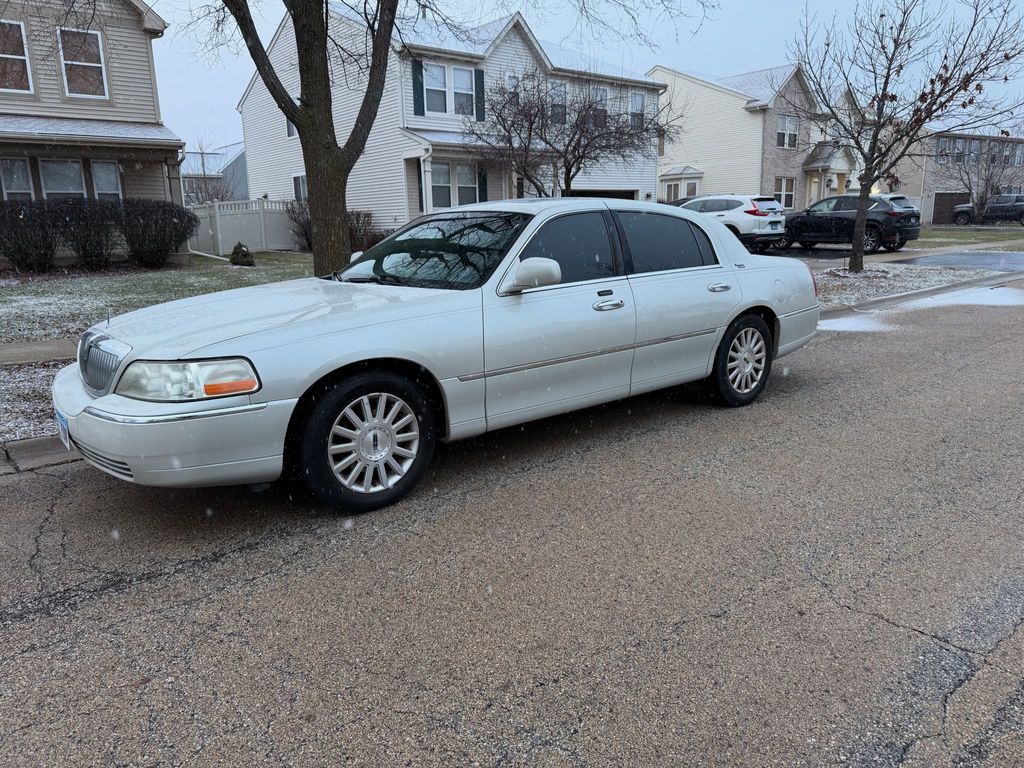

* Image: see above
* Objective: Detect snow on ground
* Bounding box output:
[901,284,1024,309]
[817,315,896,333]
[814,263,999,308]
[0,362,66,443]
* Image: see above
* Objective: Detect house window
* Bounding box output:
[293,174,307,201]
[665,182,680,201]
[685,181,698,197]
[424,63,447,113]
[507,74,519,106]
[549,81,566,124]
[776,115,798,148]
[591,86,608,129]
[773,177,795,208]
[0,20,32,93]
[630,92,645,130]
[91,160,121,201]
[456,163,477,205]
[936,137,949,164]
[431,161,452,208]
[40,159,86,199]
[453,67,475,116]
[287,119,297,138]
[58,28,108,98]
[658,130,665,156]
[0,158,33,200]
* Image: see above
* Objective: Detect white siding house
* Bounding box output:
[238,12,664,230]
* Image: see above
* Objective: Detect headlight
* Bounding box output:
[114,358,260,401]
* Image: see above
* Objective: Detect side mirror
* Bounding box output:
[509,257,561,292]
[349,250,363,263]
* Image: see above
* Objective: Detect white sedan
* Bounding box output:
[53,199,819,512]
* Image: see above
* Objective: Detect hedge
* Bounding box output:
[0,199,199,273]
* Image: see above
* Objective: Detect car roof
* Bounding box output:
[452,198,688,215]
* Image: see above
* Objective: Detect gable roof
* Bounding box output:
[651,63,800,110]
[125,0,168,35]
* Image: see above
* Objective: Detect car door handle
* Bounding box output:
[593,298,625,311]
[707,283,732,292]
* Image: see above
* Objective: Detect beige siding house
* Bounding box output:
[239,11,664,230]
[651,64,861,211]
[0,0,182,205]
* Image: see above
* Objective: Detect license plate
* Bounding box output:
[770,222,780,229]
[55,410,70,451]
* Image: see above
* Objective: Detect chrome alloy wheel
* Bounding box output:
[727,327,767,394]
[327,393,420,494]
[863,228,880,252]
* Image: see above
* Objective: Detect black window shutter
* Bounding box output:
[474,69,485,122]
[477,166,488,202]
[412,59,425,116]
[417,164,424,212]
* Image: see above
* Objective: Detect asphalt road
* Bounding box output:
[3,280,1024,767]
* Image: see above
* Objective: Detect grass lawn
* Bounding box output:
[0,252,314,345]
[908,227,1024,250]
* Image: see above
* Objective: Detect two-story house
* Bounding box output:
[239,11,664,230]
[0,0,182,206]
[650,64,862,211]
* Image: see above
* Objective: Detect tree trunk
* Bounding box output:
[301,137,352,275]
[848,181,875,273]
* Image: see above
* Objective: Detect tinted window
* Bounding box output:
[834,197,860,211]
[519,212,614,284]
[681,200,705,212]
[723,200,743,210]
[617,211,707,273]
[993,195,1013,204]
[341,212,532,289]
[752,197,785,212]
[702,199,729,213]
[887,196,915,209]
[689,221,718,266]
[809,197,840,213]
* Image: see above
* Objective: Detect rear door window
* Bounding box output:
[681,199,705,212]
[702,199,728,213]
[518,212,615,284]
[616,211,713,273]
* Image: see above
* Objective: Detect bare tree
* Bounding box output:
[932,128,1024,220]
[790,0,1024,271]
[464,70,677,197]
[183,137,237,204]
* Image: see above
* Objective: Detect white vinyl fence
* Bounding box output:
[189,199,302,256]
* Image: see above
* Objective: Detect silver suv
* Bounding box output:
[675,194,787,251]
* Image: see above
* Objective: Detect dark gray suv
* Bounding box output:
[776,194,921,253]
[952,195,1024,225]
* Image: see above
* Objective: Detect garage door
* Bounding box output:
[564,189,637,200]
[932,192,970,224]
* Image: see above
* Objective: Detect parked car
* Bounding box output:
[675,194,787,251]
[53,199,819,513]
[951,194,1024,225]
[777,194,921,253]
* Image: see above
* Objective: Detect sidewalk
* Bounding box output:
[0,339,77,365]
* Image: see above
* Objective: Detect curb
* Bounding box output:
[819,269,1024,319]
[1,435,80,474]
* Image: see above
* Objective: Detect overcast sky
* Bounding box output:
[148,0,1017,149]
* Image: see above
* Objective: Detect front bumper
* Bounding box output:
[52,364,297,488]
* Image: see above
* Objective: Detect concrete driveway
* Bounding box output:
[2,279,1024,766]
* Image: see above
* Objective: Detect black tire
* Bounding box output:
[706,314,774,407]
[883,239,906,252]
[1019,213,1024,226]
[774,229,794,250]
[953,212,971,226]
[297,371,437,513]
[862,227,882,254]
[799,241,817,250]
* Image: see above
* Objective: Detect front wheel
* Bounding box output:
[953,212,971,226]
[1019,213,1024,226]
[883,239,906,252]
[774,229,794,250]
[707,315,773,407]
[862,228,881,254]
[297,372,437,513]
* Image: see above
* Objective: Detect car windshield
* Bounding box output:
[337,212,533,290]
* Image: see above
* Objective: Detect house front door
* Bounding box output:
[808,177,821,206]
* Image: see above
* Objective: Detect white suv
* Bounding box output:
[675,194,786,251]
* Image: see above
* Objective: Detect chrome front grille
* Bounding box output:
[77,330,131,395]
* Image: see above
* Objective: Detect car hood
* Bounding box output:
[93,278,466,360]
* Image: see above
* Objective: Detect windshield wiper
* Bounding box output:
[338,274,406,286]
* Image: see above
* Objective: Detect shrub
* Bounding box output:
[0,201,59,273]
[230,241,255,266]
[117,199,199,268]
[51,199,119,271]
[286,200,313,252]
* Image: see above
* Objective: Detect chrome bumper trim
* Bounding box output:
[780,304,820,318]
[82,402,269,425]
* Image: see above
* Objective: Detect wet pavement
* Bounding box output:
[2,280,1024,766]
[893,250,1024,272]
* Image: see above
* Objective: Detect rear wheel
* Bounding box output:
[862,227,881,254]
[706,315,773,407]
[953,212,971,226]
[297,372,437,513]
[1019,212,1024,226]
[774,229,794,250]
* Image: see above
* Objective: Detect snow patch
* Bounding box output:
[817,314,895,333]
[900,285,1024,310]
